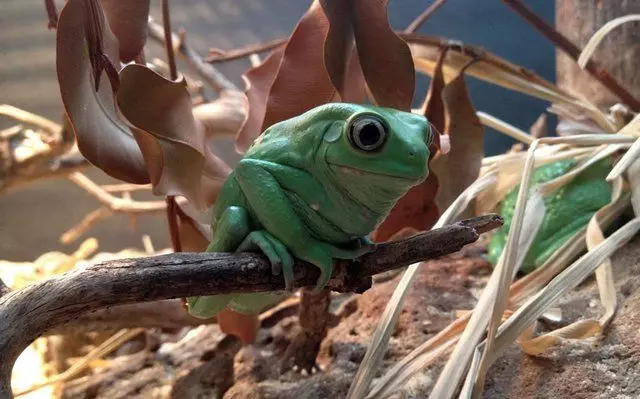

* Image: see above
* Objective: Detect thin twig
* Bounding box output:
[63,172,187,243]
[160,0,183,253]
[102,183,152,193]
[405,0,449,34]
[0,105,61,138]
[60,207,114,244]
[44,0,59,29]
[206,37,288,62]
[161,0,177,81]
[501,0,640,111]
[147,19,238,92]
[0,215,502,398]
[166,197,182,252]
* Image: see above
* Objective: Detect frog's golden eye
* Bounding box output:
[348,115,388,152]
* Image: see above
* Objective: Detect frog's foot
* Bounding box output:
[237,230,295,291]
[280,330,325,376]
[304,240,374,294]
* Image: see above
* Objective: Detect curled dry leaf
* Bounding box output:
[117,64,231,210]
[261,1,336,131]
[192,89,249,138]
[236,48,285,153]
[430,61,484,214]
[56,0,149,184]
[236,0,407,152]
[99,0,150,62]
[351,0,414,110]
[319,0,355,99]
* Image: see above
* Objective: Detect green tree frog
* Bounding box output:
[487,158,613,273]
[186,103,432,319]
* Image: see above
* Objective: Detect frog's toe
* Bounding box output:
[330,242,375,260]
[312,265,332,294]
[263,234,294,291]
[236,231,294,291]
[237,230,282,270]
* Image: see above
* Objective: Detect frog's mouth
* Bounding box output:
[329,163,423,182]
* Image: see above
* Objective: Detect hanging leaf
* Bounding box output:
[319,0,355,99]
[193,90,249,138]
[117,64,231,210]
[99,0,150,62]
[56,0,149,184]
[351,0,415,109]
[235,48,285,153]
[261,1,336,131]
[320,0,414,109]
[430,61,484,214]
[342,48,368,104]
[370,48,448,242]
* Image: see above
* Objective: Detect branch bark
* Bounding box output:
[0,214,501,397]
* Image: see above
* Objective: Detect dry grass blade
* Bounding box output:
[469,193,545,396]
[15,328,145,396]
[430,140,543,399]
[607,115,640,180]
[476,111,533,144]
[482,217,640,368]
[537,143,624,195]
[346,174,497,399]
[577,15,640,69]
[367,318,467,399]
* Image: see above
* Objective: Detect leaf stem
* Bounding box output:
[161,0,178,81]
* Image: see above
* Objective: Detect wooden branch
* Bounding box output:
[0,214,501,396]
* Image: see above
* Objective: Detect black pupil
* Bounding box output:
[358,122,381,147]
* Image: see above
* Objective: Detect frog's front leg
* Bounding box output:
[186,206,252,319]
[234,159,372,292]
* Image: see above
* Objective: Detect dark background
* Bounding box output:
[0,0,554,260]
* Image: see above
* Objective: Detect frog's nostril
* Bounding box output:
[409,151,415,157]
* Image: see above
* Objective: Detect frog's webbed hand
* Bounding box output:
[236,230,294,291]
[235,159,348,293]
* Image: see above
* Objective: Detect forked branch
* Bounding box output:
[0,215,501,397]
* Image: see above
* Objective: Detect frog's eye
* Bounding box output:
[348,115,388,152]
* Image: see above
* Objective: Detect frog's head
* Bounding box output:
[316,103,431,215]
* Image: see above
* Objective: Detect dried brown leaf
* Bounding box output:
[192,90,248,138]
[261,1,336,131]
[319,0,355,99]
[100,0,150,62]
[430,63,484,213]
[530,113,547,139]
[351,0,415,110]
[117,64,231,210]
[56,0,149,184]
[235,48,285,153]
